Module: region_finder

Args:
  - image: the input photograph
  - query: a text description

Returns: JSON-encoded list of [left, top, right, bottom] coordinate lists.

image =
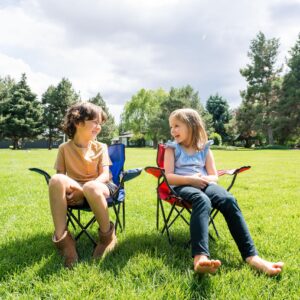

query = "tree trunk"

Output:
[[12, 137, 18, 150], [48, 134, 53, 150], [267, 126, 274, 145]]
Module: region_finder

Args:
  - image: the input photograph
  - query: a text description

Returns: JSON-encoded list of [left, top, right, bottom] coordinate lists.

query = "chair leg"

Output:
[[67, 209, 97, 246], [156, 197, 160, 230], [112, 203, 123, 232], [209, 208, 220, 238], [159, 200, 173, 244], [123, 201, 125, 230], [67, 208, 77, 230]]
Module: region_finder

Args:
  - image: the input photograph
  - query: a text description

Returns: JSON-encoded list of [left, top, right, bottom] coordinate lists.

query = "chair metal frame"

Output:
[[30, 143, 142, 246], [145, 143, 251, 244]]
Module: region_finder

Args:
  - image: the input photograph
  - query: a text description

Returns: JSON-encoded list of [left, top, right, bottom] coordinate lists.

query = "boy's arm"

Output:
[[95, 144, 110, 183]]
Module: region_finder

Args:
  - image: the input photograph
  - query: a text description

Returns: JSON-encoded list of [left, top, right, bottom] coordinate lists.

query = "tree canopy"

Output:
[[206, 94, 230, 141], [89, 93, 117, 145], [239, 31, 281, 145], [275, 34, 300, 144], [42, 78, 79, 149], [0, 74, 43, 149]]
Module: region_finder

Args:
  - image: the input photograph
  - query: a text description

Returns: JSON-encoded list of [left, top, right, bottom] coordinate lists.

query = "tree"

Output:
[[42, 78, 79, 149], [89, 93, 116, 145], [155, 85, 212, 141], [0, 74, 43, 149], [240, 31, 281, 145], [235, 102, 259, 147], [120, 88, 167, 147], [275, 33, 300, 145], [206, 94, 230, 141], [0, 76, 15, 140]]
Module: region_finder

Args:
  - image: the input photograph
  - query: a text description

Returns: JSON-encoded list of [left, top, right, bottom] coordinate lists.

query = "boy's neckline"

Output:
[[72, 140, 89, 149]]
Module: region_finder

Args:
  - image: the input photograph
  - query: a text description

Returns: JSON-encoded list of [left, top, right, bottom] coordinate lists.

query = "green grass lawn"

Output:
[[0, 148, 299, 299]]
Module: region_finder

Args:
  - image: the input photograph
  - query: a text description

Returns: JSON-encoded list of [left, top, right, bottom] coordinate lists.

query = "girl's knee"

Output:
[[222, 195, 238, 212], [192, 193, 211, 210]]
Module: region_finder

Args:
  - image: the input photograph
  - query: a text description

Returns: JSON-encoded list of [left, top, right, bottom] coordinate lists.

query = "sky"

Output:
[[0, 0, 299, 123]]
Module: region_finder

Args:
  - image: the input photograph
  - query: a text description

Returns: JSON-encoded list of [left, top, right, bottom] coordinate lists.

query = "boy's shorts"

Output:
[[72, 181, 119, 208], [106, 181, 118, 197]]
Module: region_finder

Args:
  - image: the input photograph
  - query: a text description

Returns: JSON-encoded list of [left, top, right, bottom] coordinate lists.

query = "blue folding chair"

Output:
[[30, 143, 142, 246]]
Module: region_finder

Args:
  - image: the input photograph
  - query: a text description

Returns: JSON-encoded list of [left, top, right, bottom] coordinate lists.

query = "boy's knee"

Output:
[[83, 181, 105, 197], [49, 174, 65, 188]]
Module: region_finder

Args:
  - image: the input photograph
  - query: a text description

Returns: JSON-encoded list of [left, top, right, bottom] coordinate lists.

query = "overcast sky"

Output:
[[0, 0, 299, 122]]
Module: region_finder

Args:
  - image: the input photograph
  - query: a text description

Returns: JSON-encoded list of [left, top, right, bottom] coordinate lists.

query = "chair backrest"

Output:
[[108, 143, 125, 186], [156, 143, 166, 168]]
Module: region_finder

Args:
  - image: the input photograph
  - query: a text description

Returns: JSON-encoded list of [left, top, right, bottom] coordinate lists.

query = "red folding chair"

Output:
[[145, 143, 250, 244]]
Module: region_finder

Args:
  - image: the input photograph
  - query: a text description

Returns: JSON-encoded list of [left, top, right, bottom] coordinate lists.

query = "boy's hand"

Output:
[[66, 185, 84, 205]]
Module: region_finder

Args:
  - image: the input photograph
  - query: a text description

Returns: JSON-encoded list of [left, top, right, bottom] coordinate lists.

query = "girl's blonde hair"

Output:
[[63, 102, 107, 139], [170, 108, 207, 150]]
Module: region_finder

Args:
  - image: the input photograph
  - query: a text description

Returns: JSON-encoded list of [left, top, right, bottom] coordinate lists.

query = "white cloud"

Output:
[[0, 0, 299, 123]]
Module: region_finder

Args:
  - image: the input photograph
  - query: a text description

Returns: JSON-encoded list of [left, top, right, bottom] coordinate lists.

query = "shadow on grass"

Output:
[[0, 233, 63, 281], [97, 231, 219, 299]]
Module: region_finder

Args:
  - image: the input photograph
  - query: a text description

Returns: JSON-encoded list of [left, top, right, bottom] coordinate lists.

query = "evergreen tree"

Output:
[[276, 33, 300, 144], [0, 76, 15, 140], [42, 78, 79, 149], [240, 32, 281, 145], [89, 93, 116, 145], [0, 74, 43, 149], [206, 94, 230, 141]]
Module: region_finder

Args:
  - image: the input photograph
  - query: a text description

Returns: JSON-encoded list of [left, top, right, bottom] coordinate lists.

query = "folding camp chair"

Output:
[[145, 143, 250, 244], [30, 143, 142, 246]]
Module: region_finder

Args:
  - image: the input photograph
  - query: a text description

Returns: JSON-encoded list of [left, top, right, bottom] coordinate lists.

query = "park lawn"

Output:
[[0, 147, 299, 299]]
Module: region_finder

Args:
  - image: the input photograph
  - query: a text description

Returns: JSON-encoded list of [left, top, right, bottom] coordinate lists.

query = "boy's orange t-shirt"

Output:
[[54, 140, 111, 184]]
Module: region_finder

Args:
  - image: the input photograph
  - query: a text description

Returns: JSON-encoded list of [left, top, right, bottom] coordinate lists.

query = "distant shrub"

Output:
[[209, 132, 222, 146], [256, 144, 291, 150]]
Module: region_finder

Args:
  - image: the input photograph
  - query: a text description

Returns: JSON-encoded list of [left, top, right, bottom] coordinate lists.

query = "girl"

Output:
[[49, 102, 117, 268], [164, 108, 284, 276]]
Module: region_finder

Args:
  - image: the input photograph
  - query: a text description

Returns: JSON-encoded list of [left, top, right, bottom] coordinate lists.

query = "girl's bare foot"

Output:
[[194, 255, 221, 274], [246, 255, 284, 276]]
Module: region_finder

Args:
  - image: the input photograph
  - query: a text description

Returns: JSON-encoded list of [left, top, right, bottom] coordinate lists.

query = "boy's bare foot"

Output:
[[246, 255, 284, 276], [194, 255, 221, 274]]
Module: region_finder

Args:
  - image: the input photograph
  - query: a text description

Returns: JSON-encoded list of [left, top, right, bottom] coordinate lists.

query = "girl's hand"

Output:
[[66, 185, 84, 205], [190, 174, 209, 189]]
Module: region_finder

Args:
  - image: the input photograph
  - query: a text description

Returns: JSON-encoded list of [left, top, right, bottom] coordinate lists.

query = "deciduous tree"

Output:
[[89, 93, 116, 145]]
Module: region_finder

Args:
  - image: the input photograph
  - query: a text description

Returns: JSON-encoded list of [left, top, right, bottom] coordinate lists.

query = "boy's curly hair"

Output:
[[63, 102, 107, 139]]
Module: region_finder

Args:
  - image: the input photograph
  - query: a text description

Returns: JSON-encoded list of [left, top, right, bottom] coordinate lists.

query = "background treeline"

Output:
[[0, 75, 117, 149], [0, 31, 299, 149], [121, 32, 300, 148]]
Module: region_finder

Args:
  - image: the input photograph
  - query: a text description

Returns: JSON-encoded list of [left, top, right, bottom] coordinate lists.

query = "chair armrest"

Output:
[[217, 166, 251, 176], [217, 166, 251, 192], [145, 166, 178, 196], [144, 166, 164, 179], [29, 168, 51, 185], [121, 168, 143, 183]]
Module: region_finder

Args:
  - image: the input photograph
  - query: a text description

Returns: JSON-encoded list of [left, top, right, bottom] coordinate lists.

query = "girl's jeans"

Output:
[[173, 183, 258, 260]]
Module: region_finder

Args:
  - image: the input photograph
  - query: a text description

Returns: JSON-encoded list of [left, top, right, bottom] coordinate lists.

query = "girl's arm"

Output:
[[201, 149, 218, 183], [164, 148, 209, 189]]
